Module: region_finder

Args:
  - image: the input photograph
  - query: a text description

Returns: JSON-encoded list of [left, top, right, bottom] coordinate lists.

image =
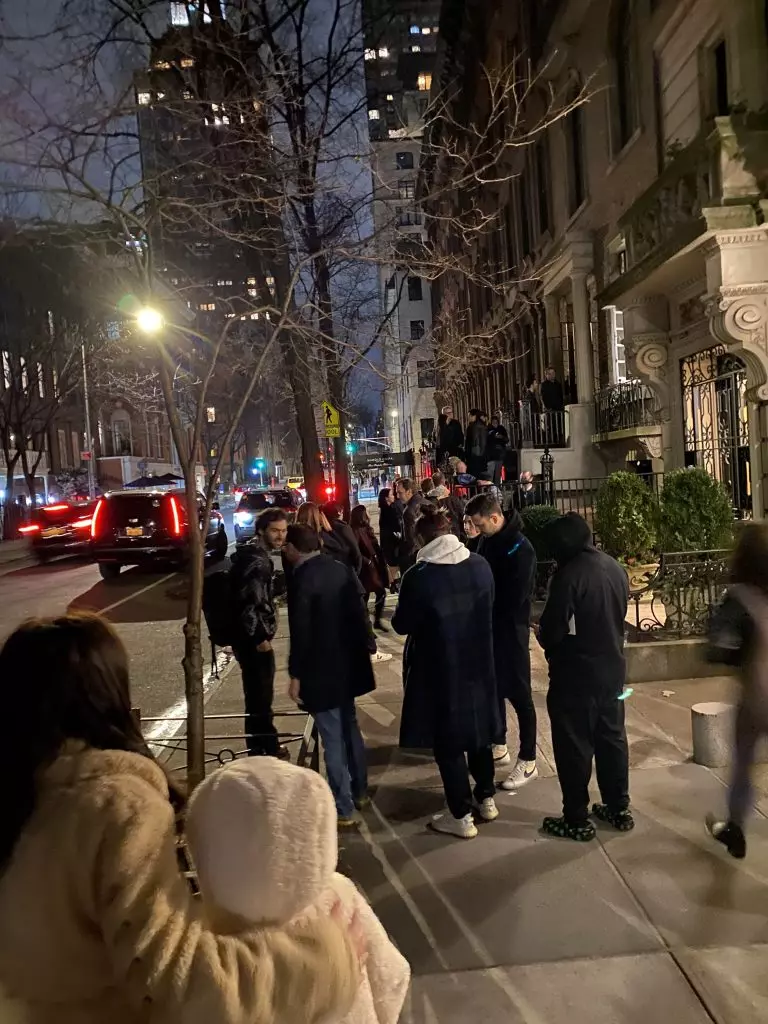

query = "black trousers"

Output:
[[366, 589, 386, 624], [434, 744, 496, 820], [547, 686, 630, 826], [234, 646, 278, 756], [494, 653, 537, 761]]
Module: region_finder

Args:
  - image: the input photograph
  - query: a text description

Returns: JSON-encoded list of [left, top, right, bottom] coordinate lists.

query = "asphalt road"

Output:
[[0, 508, 236, 719]]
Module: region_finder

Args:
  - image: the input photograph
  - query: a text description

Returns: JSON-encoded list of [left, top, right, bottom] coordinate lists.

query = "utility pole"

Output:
[[81, 342, 96, 498]]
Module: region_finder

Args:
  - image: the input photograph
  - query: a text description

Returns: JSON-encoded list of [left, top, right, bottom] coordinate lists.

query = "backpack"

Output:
[[202, 569, 237, 650]]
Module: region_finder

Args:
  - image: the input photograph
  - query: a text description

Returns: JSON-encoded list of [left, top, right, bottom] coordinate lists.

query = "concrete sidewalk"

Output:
[[176, 587, 768, 1022]]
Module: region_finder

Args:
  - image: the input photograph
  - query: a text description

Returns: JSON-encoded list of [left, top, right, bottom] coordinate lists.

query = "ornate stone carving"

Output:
[[640, 433, 663, 460], [707, 287, 768, 401], [624, 332, 671, 416]]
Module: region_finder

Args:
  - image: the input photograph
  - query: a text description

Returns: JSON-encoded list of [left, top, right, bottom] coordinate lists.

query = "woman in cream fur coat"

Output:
[[187, 756, 411, 1024], [0, 613, 360, 1024]]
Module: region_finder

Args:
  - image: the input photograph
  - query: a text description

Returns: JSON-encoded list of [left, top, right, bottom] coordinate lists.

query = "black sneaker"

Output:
[[706, 814, 747, 859], [541, 816, 596, 842], [374, 620, 390, 633], [592, 803, 635, 832]]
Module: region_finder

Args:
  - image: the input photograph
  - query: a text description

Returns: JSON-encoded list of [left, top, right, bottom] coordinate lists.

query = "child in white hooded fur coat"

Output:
[[186, 756, 411, 1024]]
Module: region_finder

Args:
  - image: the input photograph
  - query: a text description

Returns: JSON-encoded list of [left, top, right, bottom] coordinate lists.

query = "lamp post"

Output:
[[81, 342, 96, 499], [391, 408, 398, 451]]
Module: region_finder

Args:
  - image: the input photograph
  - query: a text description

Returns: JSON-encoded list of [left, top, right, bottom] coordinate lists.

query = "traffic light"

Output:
[[346, 441, 357, 455], [255, 458, 266, 470]]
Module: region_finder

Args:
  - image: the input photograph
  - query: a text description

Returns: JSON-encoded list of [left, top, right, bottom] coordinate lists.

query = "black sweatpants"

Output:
[[494, 652, 537, 762], [366, 588, 386, 624], [434, 744, 496, 820], [547, 685, 629, 826], [234, 646, 278, 756]]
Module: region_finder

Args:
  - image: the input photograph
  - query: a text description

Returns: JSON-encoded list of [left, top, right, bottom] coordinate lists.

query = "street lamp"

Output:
[[135, 306, 164, 335], [391, 409, 398, 450]]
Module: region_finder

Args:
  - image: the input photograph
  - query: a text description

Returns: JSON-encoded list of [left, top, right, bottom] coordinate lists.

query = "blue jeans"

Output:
[[314, 702, 368, 817]]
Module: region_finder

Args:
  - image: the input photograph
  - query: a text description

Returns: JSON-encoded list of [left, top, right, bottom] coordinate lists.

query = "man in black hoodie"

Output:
[[538, 514, 632, 842], [229, 507, 290, 759], [467, 494, 538, 788]]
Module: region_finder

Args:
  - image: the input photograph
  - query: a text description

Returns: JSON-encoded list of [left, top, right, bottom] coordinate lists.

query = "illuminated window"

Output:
[[247, 276, 256, 285], [378, 47, 389, 58], [171, 1, 189, 24], [153, 60, 171, 70], [364, 49, 376, 60], [37, 363, 44, 398], [20, 357, 28, 390], [180, 57, 194, 68], [206, 406, 216, 423], [137, 91, 151, 105], [368, 109, 380, 120], [266, 275, 275, 292], [410, 25, 420, 34], [248, 287, 258, 297], [250, 312, 259, 320], [417, 73, 432, 91], [2, 352, 10, 389], [411, 45, 421, 53], [217, 279, 233, 286], [422, 27, 432, 35], [199, 303, 216, 311], [386, 93, 394, 101]]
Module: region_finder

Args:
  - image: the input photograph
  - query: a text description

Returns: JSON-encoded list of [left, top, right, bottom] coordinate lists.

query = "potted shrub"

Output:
[[658, 467, 733, 552], [594, 472, 658, 575], [520, 504, 560, 596]]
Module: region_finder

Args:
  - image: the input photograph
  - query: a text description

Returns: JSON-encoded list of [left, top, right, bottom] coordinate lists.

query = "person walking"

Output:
[[350, 504, 389, 632], [284, 525, 376, 828], [378, 487, 403, 589], [466, 494, 538, 787], [392, 506, 500, 839], [230, 507, 290, 759], [464, 409, 488, 481], [395, 477, 428, 574], [435, 405, 464, 470], [0, 612, 362, 1023], [321, 502, 363, 576], [706, 524, 768, 859], [485, 414, 509, 487], [538, 514, 632, 842]]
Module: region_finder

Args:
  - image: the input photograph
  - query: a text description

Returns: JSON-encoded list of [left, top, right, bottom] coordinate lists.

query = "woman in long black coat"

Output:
[[350, 504, 389, 631], [392, 506, 501, 840], [378, 488, 403, 576]]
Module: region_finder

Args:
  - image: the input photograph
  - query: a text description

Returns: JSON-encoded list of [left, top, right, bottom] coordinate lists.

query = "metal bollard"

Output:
[[691, 701, 735, 768]]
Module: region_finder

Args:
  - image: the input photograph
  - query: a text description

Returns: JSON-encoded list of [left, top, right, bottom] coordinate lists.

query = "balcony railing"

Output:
[[521, 408, 569, 449], [610, 114, 768, 285], [595, 380, 658, 435]]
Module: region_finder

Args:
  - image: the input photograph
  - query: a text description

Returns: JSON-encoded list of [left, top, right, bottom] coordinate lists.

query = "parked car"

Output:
[[19, 499, 98, 564], [90, 489, 228, 580], [233, 488, 303, 543]]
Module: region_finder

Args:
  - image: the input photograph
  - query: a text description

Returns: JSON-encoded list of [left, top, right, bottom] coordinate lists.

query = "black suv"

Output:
[[19, 499, 98, 564], [233, 488, 302, 543], [90, 489, 228, 580]]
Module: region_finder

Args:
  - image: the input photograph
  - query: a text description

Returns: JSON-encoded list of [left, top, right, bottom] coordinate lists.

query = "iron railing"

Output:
[[521, 408, 569, 449], [626, 549, 730, 641], [595, 380, 658, 435]]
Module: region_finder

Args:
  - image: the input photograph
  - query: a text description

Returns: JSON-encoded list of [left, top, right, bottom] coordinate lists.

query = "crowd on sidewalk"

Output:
[[2, 464, 768, 1020]]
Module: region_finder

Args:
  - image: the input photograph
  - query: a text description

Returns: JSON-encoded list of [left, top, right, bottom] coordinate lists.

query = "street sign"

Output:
[[320, 400, 340, 438], [351, 450, 414, 470]]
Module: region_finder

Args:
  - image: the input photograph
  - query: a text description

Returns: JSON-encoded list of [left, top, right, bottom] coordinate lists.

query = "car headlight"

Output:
[[233, 511, 254, 527]]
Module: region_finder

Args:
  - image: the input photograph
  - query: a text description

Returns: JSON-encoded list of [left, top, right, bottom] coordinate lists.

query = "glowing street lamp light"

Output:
[[135, 306, 164, 335]]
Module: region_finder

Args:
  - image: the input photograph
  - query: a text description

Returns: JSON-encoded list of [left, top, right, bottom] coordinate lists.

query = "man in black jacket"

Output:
[[467, 494, 538, 788], [435, 405, 464, 469], [321, 501, 363, 575], [229, 508, 289, 758], [284, 524, 376, 827], [538, 514, 632, 842], [396, 477, 428, 572]]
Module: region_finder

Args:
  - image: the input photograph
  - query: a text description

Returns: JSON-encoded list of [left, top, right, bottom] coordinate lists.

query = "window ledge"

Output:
[[606, 127, 644, 176], [565, 196, 590, 230]]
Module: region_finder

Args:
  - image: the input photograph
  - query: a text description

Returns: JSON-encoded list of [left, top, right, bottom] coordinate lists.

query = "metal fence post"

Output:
[[540, 447, 554, 505]]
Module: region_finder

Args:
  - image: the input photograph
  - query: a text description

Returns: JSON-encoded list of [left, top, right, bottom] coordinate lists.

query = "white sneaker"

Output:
[[492, 744, 511, 766], [501, 759, 538, 792], [473, 797, 499, 822], [429, 812, 478, 839], [371, 651, 393, 664]]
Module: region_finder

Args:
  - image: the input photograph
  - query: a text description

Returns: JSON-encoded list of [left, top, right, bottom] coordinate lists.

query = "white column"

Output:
[[570, 272, 594, 404]]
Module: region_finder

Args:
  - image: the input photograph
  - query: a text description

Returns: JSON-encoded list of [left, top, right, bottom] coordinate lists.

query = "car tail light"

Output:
[[19, 524, 40, 534], [168, 495, 182, 537], [90, 499, 105, 539], [324, 485, 335, 497], [72, 517, 92, 531], [43, 503, 69, 512]]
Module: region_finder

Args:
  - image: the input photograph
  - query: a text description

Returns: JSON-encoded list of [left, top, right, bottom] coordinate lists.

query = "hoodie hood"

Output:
[[186, 757, 337, 925], [417, 533, 470, 565], [505, 508, 524, 533], [545, 514, 593, 564]]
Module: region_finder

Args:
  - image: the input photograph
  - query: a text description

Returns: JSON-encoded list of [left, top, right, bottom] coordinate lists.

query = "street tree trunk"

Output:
[[279, 331, 325, 503], [182, 472, 205, 789]]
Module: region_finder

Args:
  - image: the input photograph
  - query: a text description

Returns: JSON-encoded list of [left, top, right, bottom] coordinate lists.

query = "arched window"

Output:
[[614, 0, 639, 149], [111, 410, 133, 456]]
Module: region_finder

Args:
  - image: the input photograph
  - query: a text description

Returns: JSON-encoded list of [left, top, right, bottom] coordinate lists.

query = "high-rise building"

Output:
[[363, 1, 441, 453]]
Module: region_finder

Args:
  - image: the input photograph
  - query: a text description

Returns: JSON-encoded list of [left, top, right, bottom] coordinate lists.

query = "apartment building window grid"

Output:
[[614, 0, 639, 149], [410, 320, 425, 340], [398, 179, 416, 200], [417, 361, 436, 389], [407, 276, 423, 302]]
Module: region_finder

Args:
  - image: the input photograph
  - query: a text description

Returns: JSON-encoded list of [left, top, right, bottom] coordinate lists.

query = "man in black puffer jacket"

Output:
[[230, 508, 289, 758], [538, 514, 631, 842], [466, 494, 537, 789]]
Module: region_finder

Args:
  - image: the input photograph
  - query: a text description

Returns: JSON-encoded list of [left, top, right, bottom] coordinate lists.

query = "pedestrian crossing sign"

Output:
[[321, 400, 341, 438]]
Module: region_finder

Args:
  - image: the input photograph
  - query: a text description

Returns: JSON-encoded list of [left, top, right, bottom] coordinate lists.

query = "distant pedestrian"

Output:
[[485, 414, 509, 486], [350, 504, 389, 632], [538, 514, 632, 842], [229, 508, 290, 759], [392, 506, 500, 839], [187, 757, 411, 1024], [284, 524, 376, 828], [372, 474, 380, 495], [706, 524, 768, 859], [521, 376, 541, 444], [464, 409, 488, 481], [435, 406, 464, 469], [514, 470, 544, 510], [540, 366, 565, 413], [466, 494, 537, 787], [395, 477, 428, 573], [378, 488, 403, 585]]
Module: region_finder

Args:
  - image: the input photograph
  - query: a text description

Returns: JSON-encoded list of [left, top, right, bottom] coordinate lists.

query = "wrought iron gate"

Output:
[[681, 345, 751, 515]]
